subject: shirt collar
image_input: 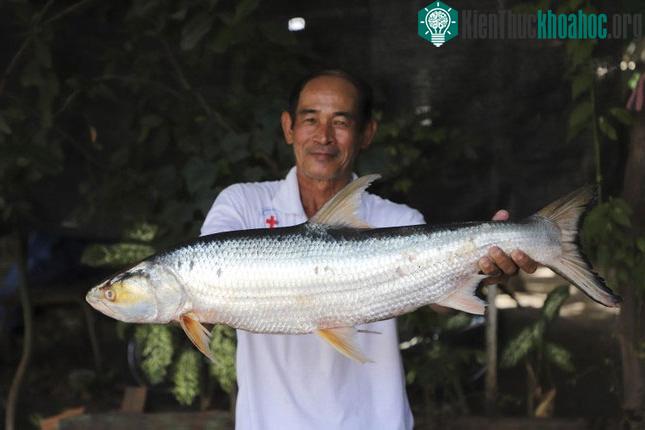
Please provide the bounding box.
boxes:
[271,166,360,216]
[271,166,306,216]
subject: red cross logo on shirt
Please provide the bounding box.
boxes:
[265,215,278,229]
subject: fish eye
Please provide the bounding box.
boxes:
[104,288,116,301]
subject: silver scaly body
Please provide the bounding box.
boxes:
[155,219,559,333]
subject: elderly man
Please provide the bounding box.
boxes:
[201,70,536,430]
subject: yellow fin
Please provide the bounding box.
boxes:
[317,327,372,363]
[179,312,215,363]
[309,174,380,228]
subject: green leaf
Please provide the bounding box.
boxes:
[135,325,174,384]
[567,40,595,70]
[611,205,632,227]
[569,102,592,130]
[598,116,618,141]
[567,101,592,141]
[628,72,641,90]
[81,243,155,267]
[209,325,237,394]
[544,342,575,372]
[172,349,201,405]
[501,327,537,368]
[637,238,645,253]
[137,114,163,143]
[571,73,592,100]
[442,313,471,331]
[609,107,633,126]
[123,222,158,242]
[181,13,214,51]
[542,285,570,322]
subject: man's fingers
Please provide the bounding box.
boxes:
[481,274,509,286]
[478,256,501,276]
[488,246,518,275]
[511,250,539,274]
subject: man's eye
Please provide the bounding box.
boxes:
[333,120,349,127]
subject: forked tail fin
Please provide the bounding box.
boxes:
[537,187,621,308]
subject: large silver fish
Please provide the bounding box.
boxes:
[86,176,621,363]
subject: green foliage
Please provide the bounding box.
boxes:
[358,111,474,199]
[500,286,574,416]
[500,286,573,371]
[501,323,543,369]
[209,325,237,395]
[134,325,174,385]
[541,285,571,322]
[559,1,635,182]
[399,308,483,415]
[134,322,238,405]
[81,243,156,267]
[0,0,312,406]
[172,349,202,406]
[0,0,306,238]
[544,342,575,373]
[582,198,645,290]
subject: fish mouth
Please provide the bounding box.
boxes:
[85,287,113,316]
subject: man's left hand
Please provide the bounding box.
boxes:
[478,210,539,285]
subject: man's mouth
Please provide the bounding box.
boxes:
[308,150,338,159]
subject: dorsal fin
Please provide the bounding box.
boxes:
[309,174,380,228]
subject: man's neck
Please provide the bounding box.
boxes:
[297,170,352,218]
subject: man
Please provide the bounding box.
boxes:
[201,70,537,429]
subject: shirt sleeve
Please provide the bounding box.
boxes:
[200,184,247,236]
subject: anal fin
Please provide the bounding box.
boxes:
[317,327,372,364]
[179,312,215,362]
[436,274,487,315]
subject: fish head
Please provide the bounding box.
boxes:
[86,261,185,323]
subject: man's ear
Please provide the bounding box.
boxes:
[360,119,378,150]
[281,111,294,145]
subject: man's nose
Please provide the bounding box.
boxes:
[314,120,333,144]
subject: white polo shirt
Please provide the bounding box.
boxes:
[201,167,425,430]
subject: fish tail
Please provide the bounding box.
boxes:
[537,186,622,308]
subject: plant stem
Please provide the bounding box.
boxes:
[5,232,32,430]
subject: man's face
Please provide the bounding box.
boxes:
[281,76,376,182]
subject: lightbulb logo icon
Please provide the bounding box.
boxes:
[418,1,458,48]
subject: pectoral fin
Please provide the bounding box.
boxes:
[317,327,372,363]
[179,312,215,362]
[436,274,487,315]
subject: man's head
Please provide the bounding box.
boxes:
[281,70,378,182]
